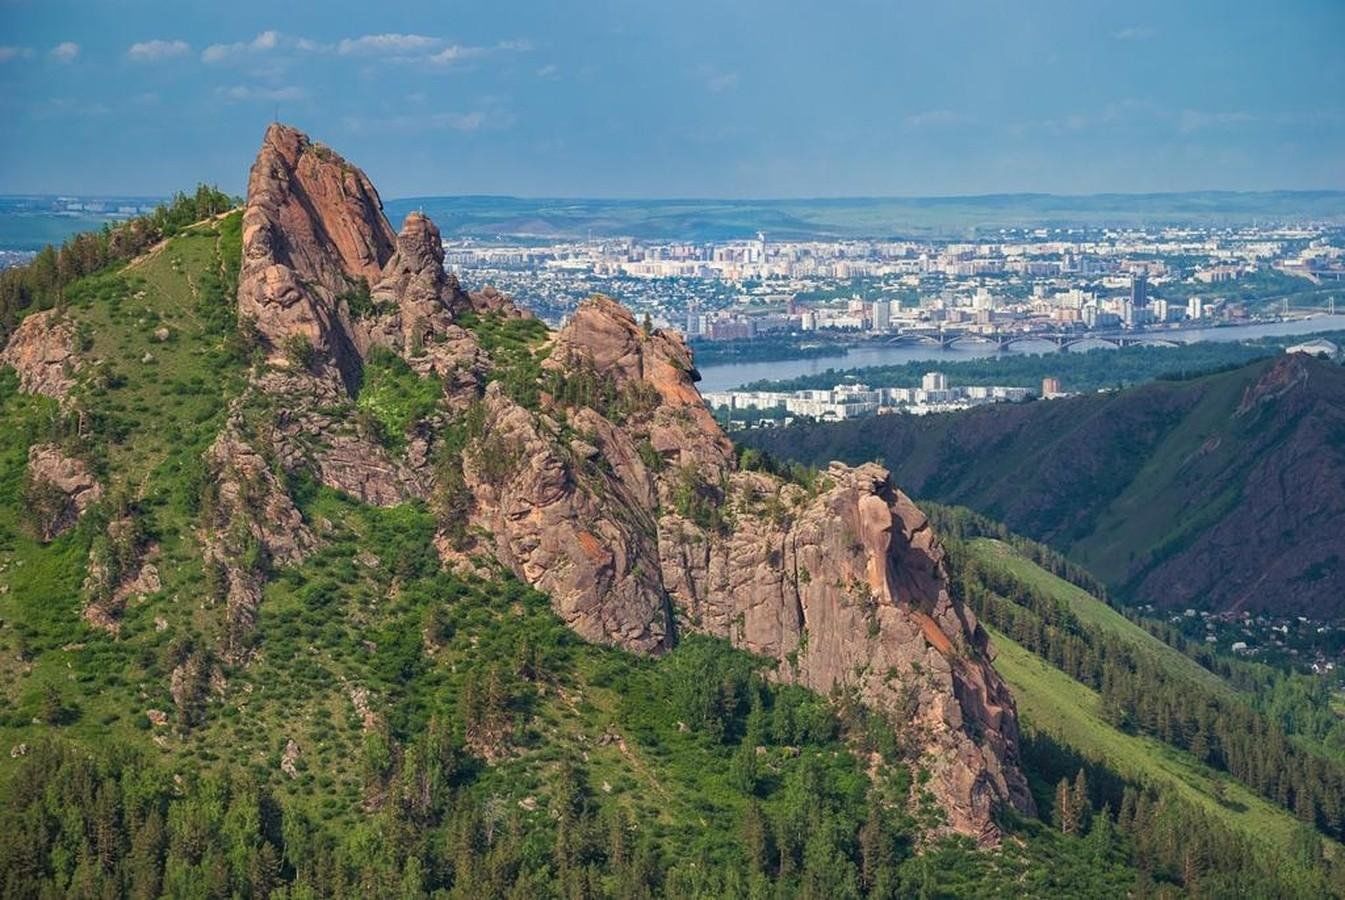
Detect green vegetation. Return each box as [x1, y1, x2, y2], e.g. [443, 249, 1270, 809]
[690, 336, 847, 367]
[4, 209, 1344, 896]
[355, 347, 442, 448]
[0, 490, 1145, 897]
[968, 538, 1230, 697]
[458, 309, 549, 408]
[938, 526, 1345, 894]
[0, 185, 236, 343]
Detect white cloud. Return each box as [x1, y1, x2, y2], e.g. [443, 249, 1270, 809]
[202, 30, 280, 63]
[127, 39, 190, 62]
[0, 46, 34, 63]
[49, 42, 80, 63]
[337, 33, 439, 56]
[427, 44, 489, 65]
[903, 109, 970, 128]
[1114, 26, 1155, 41]
[536, 64, 560, 79]
[216, 84, 307, 102]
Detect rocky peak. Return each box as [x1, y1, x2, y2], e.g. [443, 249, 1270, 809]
[546, 296, 733, 470]
[246, 123, 395, 288]
[239, 123, 397, 392]
[1236, 353, 1310, 416]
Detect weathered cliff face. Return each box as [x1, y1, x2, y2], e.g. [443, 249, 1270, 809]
[201, 416, 316, 663]
[239, 123, 396, 393]
[23, 443, 102, 540]
[659, 463, 1030, 840]
[215, 123, 1034, 841]
[1, 310, 81, 400]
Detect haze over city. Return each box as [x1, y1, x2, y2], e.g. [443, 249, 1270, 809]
[2, 0, 1344, 197]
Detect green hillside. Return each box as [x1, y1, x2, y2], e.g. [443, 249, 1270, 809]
[991, 628, 1313, 854]
[968, 539, 1231, 698]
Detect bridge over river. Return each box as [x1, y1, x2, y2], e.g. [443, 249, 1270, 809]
[888, 325, 1223, 351]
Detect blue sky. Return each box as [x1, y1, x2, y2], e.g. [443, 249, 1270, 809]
[1, 0, 1342, 198]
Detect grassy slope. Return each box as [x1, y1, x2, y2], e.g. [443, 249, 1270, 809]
[990, 628, 1325, 856]
[968, 538, 1232, 697]
[0, 215, 248, 777]
[1065, 360, 1259, 585]
[976, 538, 1334, 857]
[0, 224, 891, 869]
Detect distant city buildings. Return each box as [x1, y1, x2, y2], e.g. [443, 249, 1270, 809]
[705, 371, 1034, 423]
[439, 219, 1338, 337]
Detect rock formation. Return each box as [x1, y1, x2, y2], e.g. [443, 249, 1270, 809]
[209, 123, 1034, 842]
[239, 124, 396, 394]
[23, 443, 103, 540]
[1, 310, 81, 400]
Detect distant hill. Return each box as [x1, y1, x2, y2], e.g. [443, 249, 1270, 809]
[742, 354, 1345, 617]
[384, 191, 1345, 241]
[6, 190, 1343, 251]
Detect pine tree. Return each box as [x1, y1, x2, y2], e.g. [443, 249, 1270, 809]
[1071, 769, 1091, 833]
[1054, 777, 1079, 836]
[741, 801, 773, 876]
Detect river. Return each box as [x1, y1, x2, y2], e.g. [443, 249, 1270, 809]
[694, 314, 1345, 391]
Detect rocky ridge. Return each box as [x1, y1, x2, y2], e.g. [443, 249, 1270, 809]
[213, 124, 1033, 841]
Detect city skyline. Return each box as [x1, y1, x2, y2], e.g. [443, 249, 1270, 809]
[1, 0, 1343, 198]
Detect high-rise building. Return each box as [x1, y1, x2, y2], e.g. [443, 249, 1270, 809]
[1042, 377, 1062, 397]
[1187, 296, 1204, 319]
[1131, 274, 1148, 309]
[871, 299, 892, 331]
[922, 371, 948, 392]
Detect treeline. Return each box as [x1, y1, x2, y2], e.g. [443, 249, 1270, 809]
[1023, 731, 1337, 897]
[927, 505, 1345, 764]
[923, 502, 1111, 602]
[0, 185, 236, 342]
[1133, 615, 1345, 760]
[946, 536, 1345, 843]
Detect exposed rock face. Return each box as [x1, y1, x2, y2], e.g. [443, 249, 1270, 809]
[463, 383, 671, 653]
[239, 124, 396, 393]
[214, 124, 1033, 842]
[201, 417, 316, 662]
[355, 211, 492, 402]
[462, 296, 1034, 840]
[82, 516, 160, 633]
[23, 443, 103, 540]
[661, 464, 1030, 840]
[232, 124, 519, 505]
[1, 310, 81, 400]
